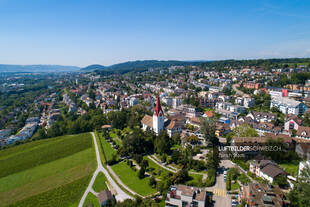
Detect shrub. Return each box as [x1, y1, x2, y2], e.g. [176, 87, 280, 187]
[138, 167, 145, 179]
[226, 174, 231, 191]
[149, 176, 157, 188]
[205, 168, 216, 187]
[238, 173, 250, 185]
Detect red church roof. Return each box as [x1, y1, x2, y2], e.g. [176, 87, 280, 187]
[154, 96, 164, 117]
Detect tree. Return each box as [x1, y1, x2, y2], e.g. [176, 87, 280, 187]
[38, 128, 47, 139]
[187, 135, 199, 144]
[302, 112, 310, 127]
[133, 154, 143, 164]
[138, 167, 145, 179]
[200, 117, 218, 146]
[172, 169, 189, 184]
[289, 166, 310, 207]
[88, 89, 95, 100]
[226, 174, 231, 190]
[149, 176, 157, 188]
[228, 167, 240, 180]
[273, 174, 288, 188]
[233, 124, 258, 137]
[122, 129, 149, 156]
[154, 131, 172, 154]
[171, 133, 181, 145]
[141, 159, 149, 169]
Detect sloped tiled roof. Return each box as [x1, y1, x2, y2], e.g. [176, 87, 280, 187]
[297, 126, 310, 137]
[141, 115, 153, 128]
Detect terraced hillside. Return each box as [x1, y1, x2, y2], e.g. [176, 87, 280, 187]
[0, 133, 96, 207]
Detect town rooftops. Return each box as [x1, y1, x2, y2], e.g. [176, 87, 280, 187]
[242, 183, 286, 207]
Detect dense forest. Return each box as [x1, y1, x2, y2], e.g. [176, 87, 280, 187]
[86, 58, 310, 75]
[81, 60, 204, 72]
[200, 58, 310, 70]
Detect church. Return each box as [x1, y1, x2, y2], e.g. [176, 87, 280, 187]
[141, 96, 165, 134]
[141, 96, 183, 137]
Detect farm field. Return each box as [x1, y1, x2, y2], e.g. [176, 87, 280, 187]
[111, 161, 157, 196]
[0, 133, 96, 207]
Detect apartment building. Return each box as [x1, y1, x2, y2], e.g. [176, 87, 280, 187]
[166, 185, 208, 207]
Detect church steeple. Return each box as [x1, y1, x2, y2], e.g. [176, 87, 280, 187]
[154, 96, 163, 117]
[153, 95, 164, 134]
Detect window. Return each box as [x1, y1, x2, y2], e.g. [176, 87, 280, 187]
[182, 201, 188, 207]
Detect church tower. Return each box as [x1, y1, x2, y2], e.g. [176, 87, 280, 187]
[153, 96, 164, 134]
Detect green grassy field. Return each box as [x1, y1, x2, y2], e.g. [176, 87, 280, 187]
[93, 172, 108, 193]
[0, 133, 96, 207]
[8, 175, 91, 207]
[83, 192, 100, 207]
[99, 133, 117, 162]
[95, 131, 106, 165]
[111, 161, 157, 196]
[0, 133, 92, 178]
[187, 173, 203, 186]
[279, 162, 299, 177]
[145, 156, 171, 178]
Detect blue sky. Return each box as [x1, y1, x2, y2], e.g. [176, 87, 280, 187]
[0, 0, 310, 67]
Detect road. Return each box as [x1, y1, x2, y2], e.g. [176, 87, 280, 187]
[78, 132, 132, 207]
[232, 83, 246, 96]
[147, 155, 177, 173]
[205, 160, 235, 207]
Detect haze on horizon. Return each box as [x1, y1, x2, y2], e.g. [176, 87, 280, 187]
[0, 0, 310, 67]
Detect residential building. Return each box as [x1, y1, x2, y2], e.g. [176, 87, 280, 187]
[239, 183, 287, 207]
[249, 160, 287, 183]
[296, 126, 310, 140]
[166, 185, 208, 207]
[243, 81, 261, 89]
[270, 96, 306, 115]
[129, 97, 139, 106]
[97, 190, 113, 206]
[284, 115, 303, 131]
[246, 111, 277, 123]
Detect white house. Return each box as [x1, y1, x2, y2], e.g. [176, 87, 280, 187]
[270, 96, 306, 115]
